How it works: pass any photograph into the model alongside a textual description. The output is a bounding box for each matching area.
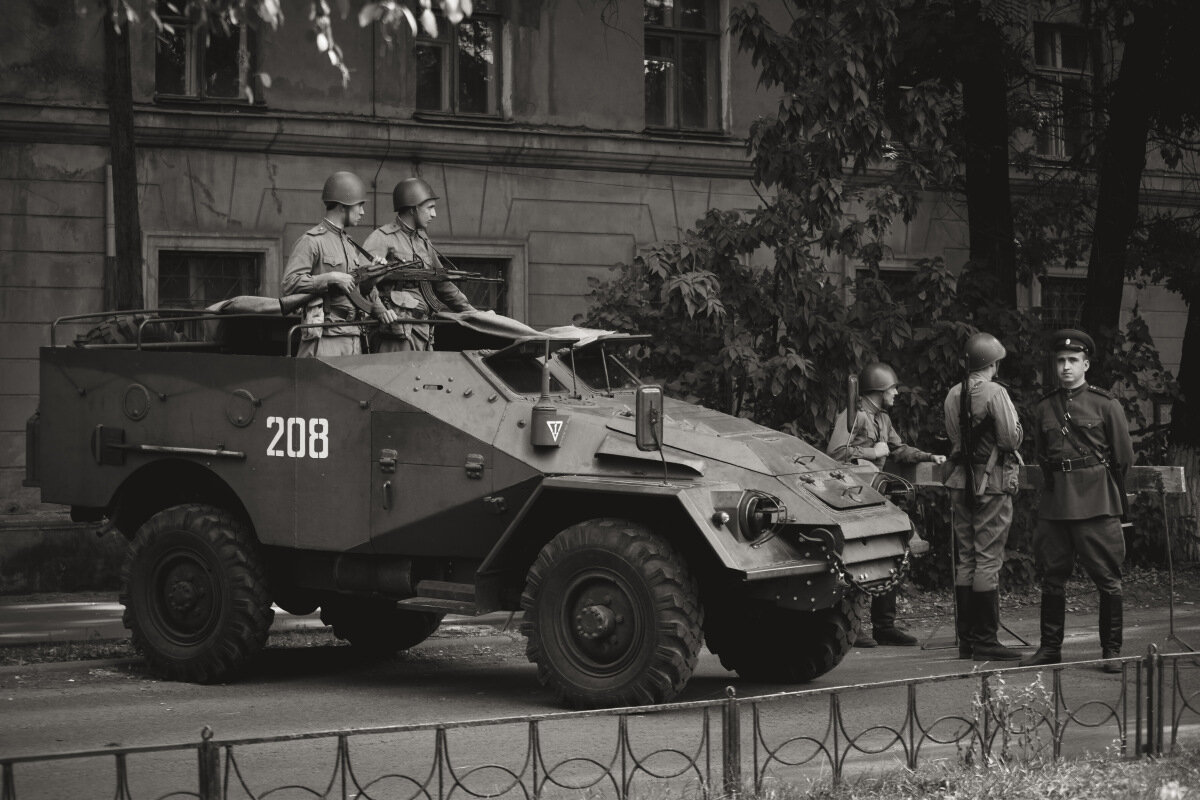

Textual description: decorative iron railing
[5,647,1200,800]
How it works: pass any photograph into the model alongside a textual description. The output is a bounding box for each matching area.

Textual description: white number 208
[266,416,329,459]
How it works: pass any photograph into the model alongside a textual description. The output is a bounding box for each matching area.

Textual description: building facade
[0,0,1189,513]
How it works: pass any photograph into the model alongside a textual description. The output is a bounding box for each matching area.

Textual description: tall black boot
[1019,593,1066,666]
[954,586,973,659]
[970,589,1022,661]
[1099,592,1124,674]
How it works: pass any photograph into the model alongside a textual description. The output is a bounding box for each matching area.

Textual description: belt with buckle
[1046,454,1105,472]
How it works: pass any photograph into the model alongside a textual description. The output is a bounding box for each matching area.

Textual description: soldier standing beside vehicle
[280,171,386,357]
[828,362,946,648]
[942,333,1025,662]
[363,178,476,352]
[1020,329,1134,673]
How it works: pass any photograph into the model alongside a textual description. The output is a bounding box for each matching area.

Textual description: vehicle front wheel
[704,594,862,682]
[320,598,444,655]
[521,519,703,709]
[121,504,274,683]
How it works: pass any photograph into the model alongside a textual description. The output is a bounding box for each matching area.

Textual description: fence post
[722,686,741,798]
[2,762,15,800]
[1143,644,1158,756]
[197,726,220,800]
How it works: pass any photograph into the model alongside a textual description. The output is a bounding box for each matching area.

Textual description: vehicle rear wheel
[704,594,863,682]
[121,504,274,683]
[319,598,444,655]
[520,518,703,709]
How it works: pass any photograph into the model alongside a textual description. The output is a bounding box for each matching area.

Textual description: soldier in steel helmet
[942,332,1025,662]
[362,177,476,352]
[280,171,387,357]
[828,361,946,647]
[1020,329,1134,673]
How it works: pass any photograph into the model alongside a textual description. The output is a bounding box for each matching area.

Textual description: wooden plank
[883,461,1186,495]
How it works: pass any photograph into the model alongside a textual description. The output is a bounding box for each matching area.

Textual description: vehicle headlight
[737,491,786,542]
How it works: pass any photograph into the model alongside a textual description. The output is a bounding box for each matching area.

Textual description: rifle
[959,368,979,511]
[282,239,503,316]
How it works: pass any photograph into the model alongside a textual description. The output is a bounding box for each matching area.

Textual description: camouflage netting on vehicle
[73,314,180,346]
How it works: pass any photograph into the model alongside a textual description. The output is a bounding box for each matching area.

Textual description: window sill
[642,127,734,142]
[153,95,268,112]
[411,111,514,127]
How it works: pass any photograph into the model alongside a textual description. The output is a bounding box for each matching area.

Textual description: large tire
[520,519,703,709]
[704,594,863,682]
[120,504,274,683]
[319,597,443,655]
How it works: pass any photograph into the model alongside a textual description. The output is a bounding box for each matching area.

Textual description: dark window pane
[644,0,668,26]
[447,257,507,313]
[1061,76,1089,157]
[1059,29,1088,71]
[204,26,243,98]
[679,36,717,129]
[644,36,675,127]
[1039,276,1086,330]
[676,0,713,30]
[156,27,189,94]
[1034,26,1054,67]
[415,43,447,111]
[159,251,260,307]
[456,19,498,114]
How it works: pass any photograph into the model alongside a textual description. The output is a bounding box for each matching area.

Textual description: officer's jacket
[1034,383,1134,520]
[942,377,1023,495]
[827,396,933,469]
[363,220,474,337]
[280,222,367,337]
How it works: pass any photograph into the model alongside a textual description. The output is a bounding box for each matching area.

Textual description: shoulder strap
[1051,392,1100,460]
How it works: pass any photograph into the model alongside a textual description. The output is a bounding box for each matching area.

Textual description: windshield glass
[557,340,648,393]
[483,351,569,395]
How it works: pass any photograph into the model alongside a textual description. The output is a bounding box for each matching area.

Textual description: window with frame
[1033,24,1091,159]
[158,251,262,308]
[644,0,722,132]
[1037,275,1086,330]
[155,1,258,101]
[441,256,508,313]
[415,0,503,117]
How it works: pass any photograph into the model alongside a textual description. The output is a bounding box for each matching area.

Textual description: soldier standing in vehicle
[1020,329,1134,673]
[363,177,476,352]
[942,333,1024,662]
[281,171,386,357]
[828,362,946,648]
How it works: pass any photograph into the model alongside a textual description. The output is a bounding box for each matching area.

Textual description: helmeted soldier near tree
[280,171,387,358]
[1020,329,1134,673]
[942,333,1025,662]
[363,177,476,352]
[828,362,946,647]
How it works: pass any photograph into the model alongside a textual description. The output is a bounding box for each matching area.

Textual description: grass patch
[752,744,1200,799]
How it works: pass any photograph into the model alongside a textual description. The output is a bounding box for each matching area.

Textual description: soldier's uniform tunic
[828,395,935,636]
[942,377,1023,591]
[280,221,368,357]
[1033,382,1134,596]
[363,219,475,352]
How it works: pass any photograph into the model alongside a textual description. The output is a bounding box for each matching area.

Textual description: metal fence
[5,646,1200,800]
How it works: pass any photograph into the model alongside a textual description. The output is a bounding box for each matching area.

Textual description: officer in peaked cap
[1020,328,1134,672]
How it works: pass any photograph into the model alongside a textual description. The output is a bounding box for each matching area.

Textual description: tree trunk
[1081,12,1165,378]
[1169,301,1200,562]
[960,15,1017,308]
[103,1,144,310]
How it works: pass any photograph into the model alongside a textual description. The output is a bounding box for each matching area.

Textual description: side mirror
[635,385,664,452]
[846,375,859,433]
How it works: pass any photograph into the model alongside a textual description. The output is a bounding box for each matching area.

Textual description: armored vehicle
[26,304,916,708]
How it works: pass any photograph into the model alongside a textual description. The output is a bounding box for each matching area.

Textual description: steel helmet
[393,178,438,211]
[858,362,898,393]
[965,332,1006,370]
[321,171,367,207]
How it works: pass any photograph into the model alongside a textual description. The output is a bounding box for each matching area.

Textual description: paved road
[2,600,1199,799]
